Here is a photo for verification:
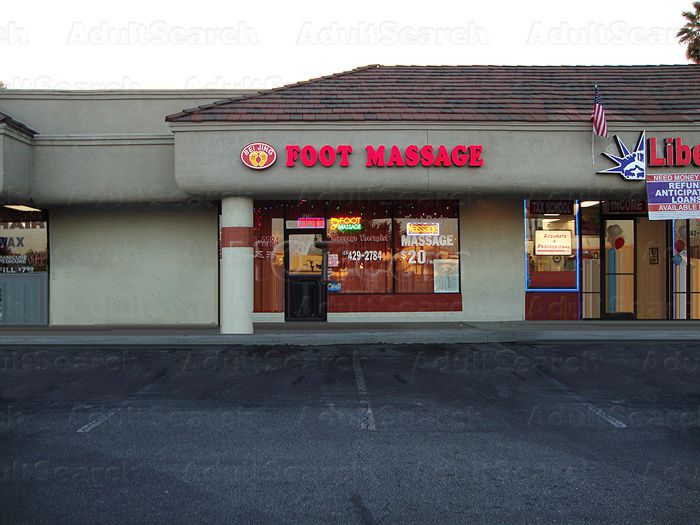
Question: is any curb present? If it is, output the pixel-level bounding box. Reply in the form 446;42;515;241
0;330;698;346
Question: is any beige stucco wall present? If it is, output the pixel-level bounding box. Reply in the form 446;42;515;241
459;197;524;321
322;196;525;324
0;128;32;202
49;205;218;325
171;125;700;200
32;141;186;206
0;90;252;206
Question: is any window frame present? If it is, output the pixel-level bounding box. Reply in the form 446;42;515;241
523;199;581;293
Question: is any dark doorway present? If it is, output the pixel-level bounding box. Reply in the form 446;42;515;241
285;230;327;321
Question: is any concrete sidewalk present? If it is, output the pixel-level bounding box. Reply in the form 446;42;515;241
0;321;698;346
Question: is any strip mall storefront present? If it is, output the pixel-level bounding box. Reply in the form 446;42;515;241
1;65;700;333
524;198;700;321
250;199;462;321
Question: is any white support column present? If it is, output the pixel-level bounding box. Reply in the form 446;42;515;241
219;196;254;334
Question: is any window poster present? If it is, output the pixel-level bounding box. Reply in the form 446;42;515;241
534;230;572;256
432;259;459;293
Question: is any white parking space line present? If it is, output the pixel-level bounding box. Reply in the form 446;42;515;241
494;343;627;429
353;351;376;431
76;372;166;433
544;375;627;428
76;406;121;433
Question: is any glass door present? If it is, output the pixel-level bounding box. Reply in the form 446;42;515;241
285;231;327;321
635;217;667;319
602;218;635;319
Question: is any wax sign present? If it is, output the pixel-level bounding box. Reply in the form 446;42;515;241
240;142;277;170
534;230;572;256
645;173;700;220
0;221;48;273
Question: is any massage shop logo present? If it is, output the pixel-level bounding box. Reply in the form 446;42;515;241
240;142;277;170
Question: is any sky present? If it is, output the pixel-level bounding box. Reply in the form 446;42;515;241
1;0;696;90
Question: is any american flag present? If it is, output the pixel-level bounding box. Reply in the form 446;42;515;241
591;85;608;138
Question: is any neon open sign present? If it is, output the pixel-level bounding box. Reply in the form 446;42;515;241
296;217;325;229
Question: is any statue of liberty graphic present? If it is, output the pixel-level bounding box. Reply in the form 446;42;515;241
597;131;646;181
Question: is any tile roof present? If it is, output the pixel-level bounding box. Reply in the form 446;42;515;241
0;111;38;136
166;64;700;124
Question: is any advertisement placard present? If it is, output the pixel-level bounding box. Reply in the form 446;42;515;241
534;230;572;256
433;259;459;293
646;173;700;220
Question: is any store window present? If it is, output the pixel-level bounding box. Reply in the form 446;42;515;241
525;200;578;290
253;202;284;313
691;220;700;319
0;207;48;275
672;218;700;320
326;201;393;294
580;201;601;318
284;201;326;230
288;233;323;275
394;201;460;294
603;218;635;316
0;205;49;324
672;220;688;319
252;200;461;305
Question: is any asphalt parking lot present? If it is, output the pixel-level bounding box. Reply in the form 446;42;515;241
1;341;699;524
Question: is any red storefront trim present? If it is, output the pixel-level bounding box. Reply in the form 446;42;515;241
328;293;462;313
220;227;254;248
525;292;579;320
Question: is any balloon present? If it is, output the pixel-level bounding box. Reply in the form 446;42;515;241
614;237;625;250
672;254;683;265
675;239;686;253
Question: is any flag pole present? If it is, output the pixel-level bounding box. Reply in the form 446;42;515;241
591;84;596;165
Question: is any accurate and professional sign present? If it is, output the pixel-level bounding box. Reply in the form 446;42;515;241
645;173;700;220
534;230;572;256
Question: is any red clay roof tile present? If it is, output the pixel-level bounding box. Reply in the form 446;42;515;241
165;64;700;124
